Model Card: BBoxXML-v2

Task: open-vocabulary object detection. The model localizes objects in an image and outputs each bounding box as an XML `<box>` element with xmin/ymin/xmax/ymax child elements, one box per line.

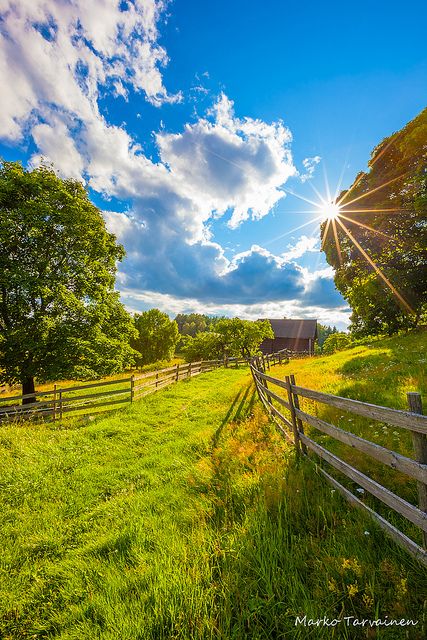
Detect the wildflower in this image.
<box><xmin>328</xmin><ymin>578</ymin><xmax>338</xmax><ymax>592</ymax></box>
<box><xmin>397</xmin><ymin>577</ymin><xmax>408</xmax><ymax>597</ymax></box>
<box><xmin>356</xmin><ymin>487</ymin><xmax>365</xmax><ymax>495</ymax></box>
<box><xmin>342</xmin><ymin>558</ymin><xmax>352</xmax><ymax>570</ymax></box>
<box><xmin>362</xmin><ymin>593</ymin><xmax>374</xmax><ymax>608</ymax></box>
<box><xmin>364</xmin><ymin>530</ymin><xmax>370</xmax><ymax>535</ymax></box>
<box><xmin>392</xmin><ymin>431</ymin><xmax>399</xmax><ymax>436</ymax></box>
<box><xmin>347</xmin><ymin>582</ymin><xmax>359</xmax><ymax>597</ymax></box>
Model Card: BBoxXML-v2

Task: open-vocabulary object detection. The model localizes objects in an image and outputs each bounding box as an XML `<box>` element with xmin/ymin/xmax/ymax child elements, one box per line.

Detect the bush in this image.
<box><xmin>322</xmin><ymin>332</ymin><xmax>352</xmax><ymax>354</ymax></box>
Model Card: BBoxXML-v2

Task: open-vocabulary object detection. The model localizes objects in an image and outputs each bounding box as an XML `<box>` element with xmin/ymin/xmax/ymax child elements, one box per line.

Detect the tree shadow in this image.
<box><xmin>211</xmin><ymin>382</ymin><xmax>256</xmax><ymax>451</ymax></box>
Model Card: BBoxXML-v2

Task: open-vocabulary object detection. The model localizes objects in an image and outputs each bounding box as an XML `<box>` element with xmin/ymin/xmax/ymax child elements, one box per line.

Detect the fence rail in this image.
<box><xmin>0</xmin><ymin>351</ymin><xmax>288</xmax><ymax>422</ymax></box>
<box><xmin>250</xmin><ymin>357</ymin><xmax>427</xmax><ymax>567</ymax></box>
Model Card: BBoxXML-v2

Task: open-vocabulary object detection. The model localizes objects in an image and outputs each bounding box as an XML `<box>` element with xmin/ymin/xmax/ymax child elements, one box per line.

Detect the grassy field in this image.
<box><xmin>266</xmin><ymin>328</ymin><xmax>427</xmax><ymax>544</ymax></box>
<box><xmin>1</xmin><ymin>335</ymin><xmax>426</xmax><ymax>638</ymax></box>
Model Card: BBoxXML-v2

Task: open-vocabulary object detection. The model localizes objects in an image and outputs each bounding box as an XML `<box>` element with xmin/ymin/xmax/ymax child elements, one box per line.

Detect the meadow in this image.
<box><xmin>0</xmin><ymin>331</ymin><xmax>426</xmax><ymax>639</ymax></box>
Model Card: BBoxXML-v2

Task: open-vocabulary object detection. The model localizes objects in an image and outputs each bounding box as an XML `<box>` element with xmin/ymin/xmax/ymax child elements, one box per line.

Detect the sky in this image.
<box><xmin>1</xmin><ymin>0</ymin><xmax>426</xmax><ymax>330</ymax></box>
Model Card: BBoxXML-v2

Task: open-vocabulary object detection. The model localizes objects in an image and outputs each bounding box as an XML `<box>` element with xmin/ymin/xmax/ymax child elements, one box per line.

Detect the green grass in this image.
<box><xmin>268</xmin><ymin>329</ymin><xmax>427</xmax><ymax>534</ymax></box>
<box><xmin>1</xmin><ymin>342</ymin><xmax>426</xmax><ymax>639</ymax></box>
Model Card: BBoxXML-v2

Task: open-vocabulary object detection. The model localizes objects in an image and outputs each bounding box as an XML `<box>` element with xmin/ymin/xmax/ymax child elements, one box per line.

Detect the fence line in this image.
<box><xmin>249</xmin><ymin>356</ymin><xmax>427</xmax><ymax>567</ymax></box>
<box><xmin>0</xmin><ymin>350</ymin><xmax>290</xmax><ymax>422</ymax></box>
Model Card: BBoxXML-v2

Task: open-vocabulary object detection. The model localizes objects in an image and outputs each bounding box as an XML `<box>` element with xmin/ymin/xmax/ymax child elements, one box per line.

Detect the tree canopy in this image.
<box><xmin>174</xmin><ymin>313</ymin><xmax>223</xmax><ymax>337</ymax></box>
<box><xmin>132</xmin><ymin>309</ymin><xmax>179</xmax><ymax>366</ymax></box>
<box><xmin>182</xmin><ymin>318</ymin><xmax>273</xmax><ymax>362</ymax></box>
<box><xmin>321</xmin><ymin>108</ymin><xmax>427</xmax><ymax>336</ymax></box>
<box><xmin>0</xmin><ymin>161</ymin><xmax>136</xmax><ymax>400</ymax></box>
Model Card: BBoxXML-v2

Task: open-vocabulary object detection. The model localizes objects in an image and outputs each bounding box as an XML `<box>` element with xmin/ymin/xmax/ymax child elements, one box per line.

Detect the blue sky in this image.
<box><xmin>1</xmin><ymin>0</ymin><xmax>426</xmax><ymax>329</ymax></box>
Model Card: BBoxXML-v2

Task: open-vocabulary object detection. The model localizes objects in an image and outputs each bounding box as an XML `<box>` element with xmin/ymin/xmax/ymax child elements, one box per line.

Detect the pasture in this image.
<box><xmin>1</xmin><ymin>332</ymin><xmax>426</xmax><ymax>638</ymax></box>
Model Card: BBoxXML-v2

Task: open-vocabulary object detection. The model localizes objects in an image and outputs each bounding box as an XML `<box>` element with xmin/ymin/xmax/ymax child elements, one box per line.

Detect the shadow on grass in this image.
<box><xmin>211</xmin><ymin>382</ymin><xmax>256</xmax><ymax>450</ymax></box>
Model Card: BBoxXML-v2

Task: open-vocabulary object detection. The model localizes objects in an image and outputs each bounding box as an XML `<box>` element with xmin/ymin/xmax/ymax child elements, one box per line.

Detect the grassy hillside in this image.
<box><xmin>268</xmin><ymin>328</ymin><xmax>427</xmax><ymax>548</ymax></box>
<box><xmin>0</xmin><ymin>336</ymin><xmax>426</xmax><ymax>639</ymax></box>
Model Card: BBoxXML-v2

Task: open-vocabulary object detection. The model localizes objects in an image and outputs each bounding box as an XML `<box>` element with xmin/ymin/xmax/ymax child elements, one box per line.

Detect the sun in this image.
<box><xmin>320</xmin><ymin>201</ymin><xmax>341</xmax><ymax>221</ymax></box>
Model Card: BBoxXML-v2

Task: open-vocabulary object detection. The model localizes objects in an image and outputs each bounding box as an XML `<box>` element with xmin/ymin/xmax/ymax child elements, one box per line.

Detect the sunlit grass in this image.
<box><xmin>1</xmin><ymin>353</ymin><xmax>426</xmax><ymax>639</ymax></box>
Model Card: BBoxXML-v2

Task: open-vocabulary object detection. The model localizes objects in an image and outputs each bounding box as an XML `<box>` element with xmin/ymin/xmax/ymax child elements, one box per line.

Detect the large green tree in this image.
<box><xmin>216</xmin><ymin>318</ymin><xmax>274</xmax><ymax>359</ymax></box>
<box><xmin>132</xmin><ymin>309</ymin><xmax>179</xmax><ymax>367</ymax></box>
<box><xmin>0</xmin><ymin>161</ymin><xmax>136</xmax><ymax>402</ymax></box>
<box><xmin>182</xmin><ymin>317</ymin><xmax>273</xmax><ymax>362</ymax></box>
<box><xmin>321</xmin><ymin>108</ymin><xmax>427</xmax><ymax>336</ymax></box>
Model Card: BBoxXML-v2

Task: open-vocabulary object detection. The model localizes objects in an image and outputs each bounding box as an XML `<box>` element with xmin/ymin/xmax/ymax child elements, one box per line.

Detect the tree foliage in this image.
<box><xmin>322</xmin><ymin>332</ymin><xmax>352</xmax><ymax>355</ymax></box>
<box><xmin>0</xmin><ymin>162</ymin><xmax>137</xmax><ymax>399</ymax></box>
<box><xmin>132</xmin><ymin>309</ymin><xmax>179</xmax><ymax>366</ymax></box>
<box><xmin>317</xmin><ymin>323</ymin><xmax>338</xmax><ymax>348</ymax></box>
<box><xmin>181</xmin><ymin>332</ymin><xmax>224</xmax><ymax>362</ymax></box>
<box><xmin>321</xmin><ymin>108</ymin><xmax>427</xmax><ymax>336</ymax></box>
<box><xmin>182</xmin><ymin>318</ymin><xmax>273</xmax><ymax>362</ymax></box>
<box><xmin>174</xmin><ymin>313</ymin><xmax>223</xmax><ymax>337</ymax></box>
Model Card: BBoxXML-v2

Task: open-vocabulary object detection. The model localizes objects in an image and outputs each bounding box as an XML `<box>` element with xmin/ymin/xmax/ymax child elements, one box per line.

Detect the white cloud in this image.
<box><xmin>157</xmin><ymin>94</ymin><xmax>296</xmax><ymax>229</ymax></box>
<box><xmin>30</xmin><ymin>119</ymin><xmax>85</xmax><ymax>180</ymax></box>
<box><xmin>300</xmin><ymin>155</ymin><xmax>321</xmax><ymax>182</ymax></box>
<box><xmin>0</xmin><ymin>0</ymin><xmax>178</xmax><ymax>161</ymax></box>
<box><xmin>281</xmin><ymin>235</ymin><xmax>319</xmax><ymax>261</ymax></box>
<box><xmin>119</xmin><ymin>288</ymin><xmax>350</xmax><ymax>331</ymax></box>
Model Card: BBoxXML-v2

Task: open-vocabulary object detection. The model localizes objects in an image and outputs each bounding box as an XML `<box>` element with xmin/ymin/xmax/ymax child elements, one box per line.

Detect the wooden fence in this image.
<box><xmin>0</xmin><ymin>352</ymin><xmax>275</xmax><ymax>422</ymax></box>
<box><xmin>0</xmin><ymin>359</ymin><xmax>226</xmax><ymax>421</ymax></box>
<box><xmin>250</xmin><ymin>357</ymin><xmax>427</xmax><ymax>567</ymax></box>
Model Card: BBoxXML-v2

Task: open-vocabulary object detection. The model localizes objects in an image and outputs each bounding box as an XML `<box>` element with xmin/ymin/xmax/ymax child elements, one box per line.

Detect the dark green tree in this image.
<box><xmin>216</xmin><ymin>318</ymin><xmax>274</xmax><ymax>359</ymax></box>
<box><xmin>174</xmin><ymin>313</ymin><xmax>224</xmax><ymax>337</ymax></box>
<box><xmin>0</xmin><ymin>161</ymin><xmax>137</xmax><ymax>402</ymax></box>
<box><xmin>317</xmin><ymin>324</ymin><xmax>338</xmax><ymax>348</ymax></box>
<box><xmin>182</xmin><ymin>332</ymin><xmax>224</xmax><ymax>362</ymax></box>
<box><xmin>321</xmin><ymin>108</ymin><xmax>427</xmax><ymax>336</ymax></box>
<box><xmin>132</xmin><ymin>309</ymin><xmax>179</xmax><ymax>366</ymax></box>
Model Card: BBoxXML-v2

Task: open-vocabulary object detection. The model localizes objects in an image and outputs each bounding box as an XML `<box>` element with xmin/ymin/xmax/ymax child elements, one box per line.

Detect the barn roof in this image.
<box><xmin>267</xmin><ymin>319</ymin><xmax>317</xmax><ymax>339</ymax></box>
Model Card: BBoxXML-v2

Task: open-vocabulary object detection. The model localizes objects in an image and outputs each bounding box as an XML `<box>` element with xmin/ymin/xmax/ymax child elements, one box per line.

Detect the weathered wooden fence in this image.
<box><xmin>0</xmin><ymin>359</ymin><xmax>225</xmax><ymax>421</ymax></box>
<box><xmin>0</xmin><ymin>352</ymin><xmax>280</xmax><ymax>422</ymax></box>
<box><xmin>250</xmin><ymin>358</ymin><xmax>427</xmax><ymax>567</ymax></box>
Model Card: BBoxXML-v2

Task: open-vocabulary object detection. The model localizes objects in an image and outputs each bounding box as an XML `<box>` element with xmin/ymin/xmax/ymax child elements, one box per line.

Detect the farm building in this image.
<box><xmin>259</xmin><ymin>319</ymin><xmax>318</xmax><ymax>355</ymax></box>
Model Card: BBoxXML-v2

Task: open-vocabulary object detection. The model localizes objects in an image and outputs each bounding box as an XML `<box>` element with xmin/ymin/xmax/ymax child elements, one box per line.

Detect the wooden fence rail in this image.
<box><xmin>250</xmin><ymin>358</ymin><xmax>427</xmax><ymax>567</ymax></box>
<box><xmin>0</xmin><ymin>350</ymin><xmax>285</xmax><ymax>422</ymax></box>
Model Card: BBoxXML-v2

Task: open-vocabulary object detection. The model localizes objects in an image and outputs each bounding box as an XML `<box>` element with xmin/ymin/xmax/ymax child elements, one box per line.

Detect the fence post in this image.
<box><xmin>188</xmin><ymin>363</ymin><xmax>192</xmax><ymax>378</ymax></box>
<box><xmin>407</xmin><ymin>392</ymin><xmax>427</xmax><ymax>548</ymax></box>
<box><xmin>130</xmin><ymin>375</ymin><xmax>135</xmax><ymax>403</ymax></box>
<box><xmin>176</xmin><ymin>364</ymin><xmax>180</xmax><ymax>382</ymax></box>
<box><xmin>155</xmin><ymin>372</ymin><xmax>159</xmax><ymax>389</ymax></box>
<box><xmin>53</xmin><ymin>384</ymin><xmax>57</xmax><ymax>421</ymax></box>
<box><xmin>285</xmin><ymin>375</ymin><xmax>303</xmax><ymax>456</ymax></box>
<box><xmin>59</xmin><ymin>390</ymin><xmax>63</xmax><ymax>421</ymax></box>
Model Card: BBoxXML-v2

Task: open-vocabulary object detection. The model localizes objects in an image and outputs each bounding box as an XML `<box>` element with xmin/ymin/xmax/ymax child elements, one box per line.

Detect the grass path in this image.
<box><xmin>1</xmin><ymin>356</ymin><xmax>426</xmax><ymax>638</ymax></box>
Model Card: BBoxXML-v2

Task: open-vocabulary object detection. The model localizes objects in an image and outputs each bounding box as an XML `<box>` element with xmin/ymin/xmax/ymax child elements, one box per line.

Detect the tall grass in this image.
<box><xmin>0</xmin><ymin>341</ymin><xmax>426</xmax><ymax>639</ymax></box>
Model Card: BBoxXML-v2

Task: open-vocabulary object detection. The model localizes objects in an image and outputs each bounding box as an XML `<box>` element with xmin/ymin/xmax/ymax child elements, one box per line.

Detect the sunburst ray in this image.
<box><xmin>335</xmin><ymin>217</ymin><xmax>414</xmax><ymax>315</ymax></box>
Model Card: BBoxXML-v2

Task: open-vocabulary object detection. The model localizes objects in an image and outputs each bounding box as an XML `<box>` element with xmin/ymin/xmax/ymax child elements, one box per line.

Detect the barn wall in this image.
<box><xmin>259</xmin><ymin>337</ymin><xmax>311</xmax><ymax>354</ymax></box>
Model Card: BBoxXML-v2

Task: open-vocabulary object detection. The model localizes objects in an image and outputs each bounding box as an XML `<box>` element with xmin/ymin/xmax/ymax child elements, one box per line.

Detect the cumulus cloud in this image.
<box><xmin>104</xmin><ymin>209</ymin><xmax>345</xmax><ymax>312</ymax></box>
<box><xmin>157</xmin><ymin>94</ymin><xmax>295</xmax><ymax>228</ymax></box>
<box><xmin>0</xmin><ymin>0</ymin><xmax>179</xmax><ymax>163</ymax></box>
<box><xmin>300</xmin><ymin>155</ymin><xmax>321</xmax><ymax>182</ymax></box>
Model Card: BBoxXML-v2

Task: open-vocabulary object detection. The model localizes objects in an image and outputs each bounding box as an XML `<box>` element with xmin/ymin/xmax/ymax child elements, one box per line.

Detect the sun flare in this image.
<box><xmin>320</xmin><ymin>201</ymin><xmax>341</xmax><ymax>221</ymax></box>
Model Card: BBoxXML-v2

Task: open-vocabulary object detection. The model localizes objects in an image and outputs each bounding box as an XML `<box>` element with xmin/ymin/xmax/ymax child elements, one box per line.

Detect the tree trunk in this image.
<box><xmin>22</xmin><ymin>377</ymin><xmax>36</xmax><ymax>405</ymax></box>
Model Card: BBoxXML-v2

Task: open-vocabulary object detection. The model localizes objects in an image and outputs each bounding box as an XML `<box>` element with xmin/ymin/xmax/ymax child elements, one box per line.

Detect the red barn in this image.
<box><xmin>259</xmin><ymin>319</ymin><xmax>317</xmax><ymax>355</ymax></box>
